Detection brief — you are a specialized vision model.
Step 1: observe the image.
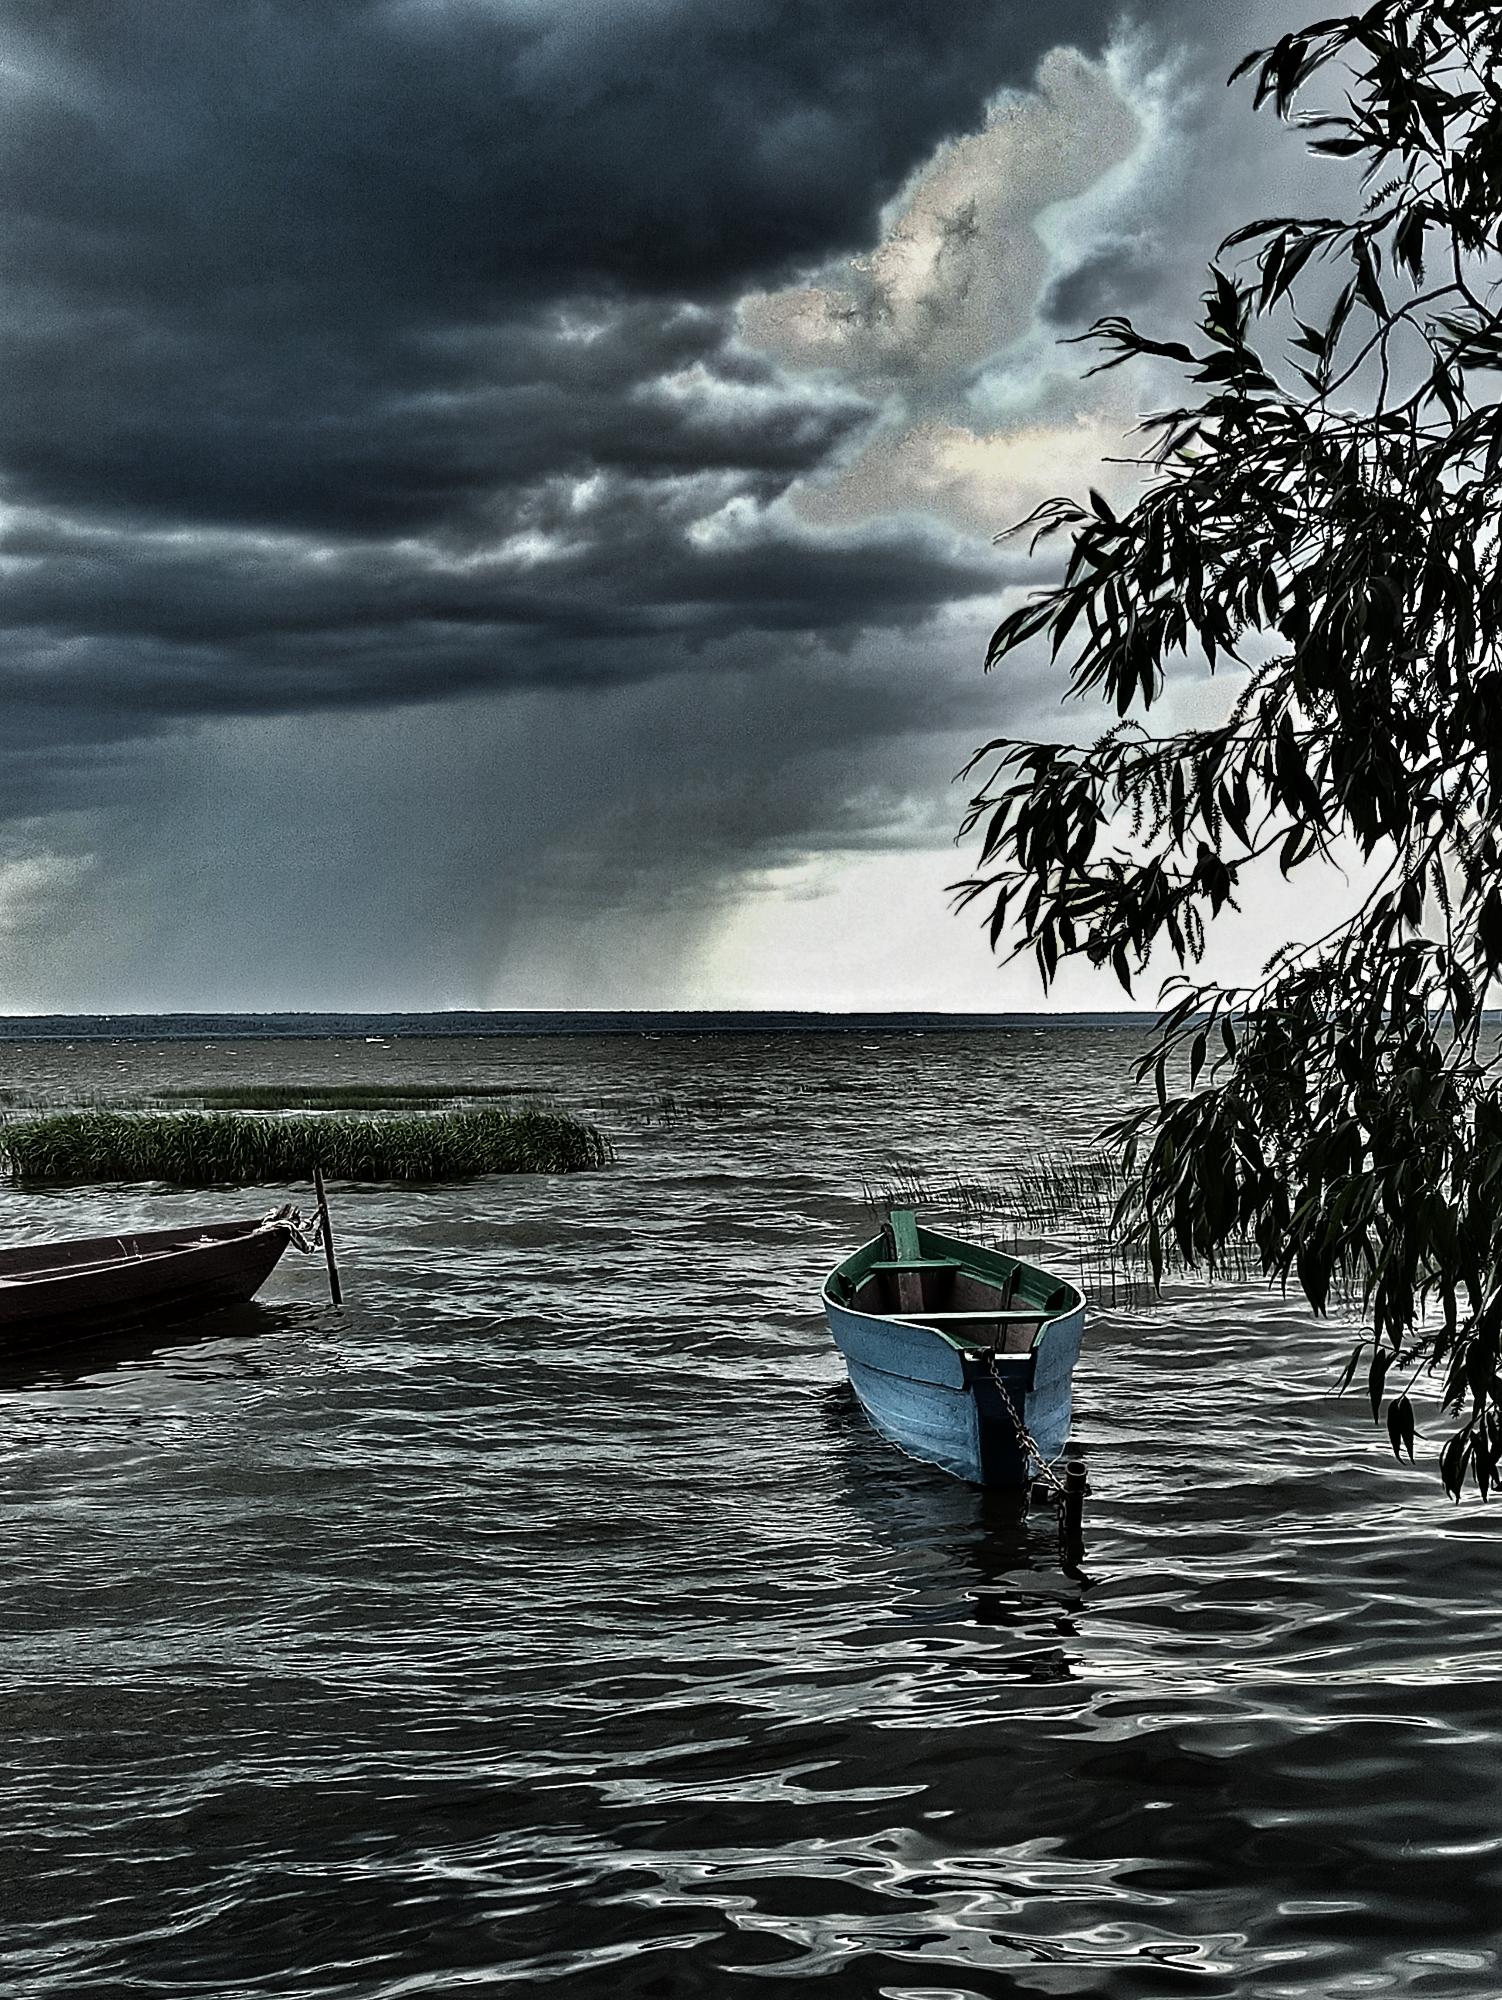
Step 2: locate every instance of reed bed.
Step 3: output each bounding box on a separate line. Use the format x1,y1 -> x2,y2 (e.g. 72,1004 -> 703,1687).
1,1107 -> 610,1185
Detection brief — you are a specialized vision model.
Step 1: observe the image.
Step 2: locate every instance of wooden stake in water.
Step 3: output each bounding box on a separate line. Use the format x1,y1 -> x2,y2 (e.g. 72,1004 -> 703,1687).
1060,1459 -> 1088,1569
313,1162 -> 343,1308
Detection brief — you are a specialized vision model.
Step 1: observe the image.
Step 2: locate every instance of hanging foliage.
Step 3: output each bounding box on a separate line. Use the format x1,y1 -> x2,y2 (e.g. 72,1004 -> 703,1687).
958,3 -> 1502,1496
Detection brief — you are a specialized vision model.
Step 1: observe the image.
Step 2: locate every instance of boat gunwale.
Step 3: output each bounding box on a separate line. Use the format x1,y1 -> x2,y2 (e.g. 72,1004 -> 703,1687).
0,1217 -> 293,1288
822,1222 -> 1083,1357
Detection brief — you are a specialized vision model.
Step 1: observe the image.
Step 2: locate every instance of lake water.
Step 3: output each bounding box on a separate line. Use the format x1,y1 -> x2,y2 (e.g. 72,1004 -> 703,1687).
1,1026 -> 1498,1999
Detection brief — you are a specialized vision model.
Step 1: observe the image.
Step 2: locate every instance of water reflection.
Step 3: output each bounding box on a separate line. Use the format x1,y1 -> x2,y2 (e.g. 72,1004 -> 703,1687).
0,1298 -> 318,1392
820,1380 -> 1090,1616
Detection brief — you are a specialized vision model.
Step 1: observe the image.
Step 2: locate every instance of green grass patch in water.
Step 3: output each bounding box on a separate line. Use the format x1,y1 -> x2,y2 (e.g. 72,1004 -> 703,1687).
0,1107 -> 610,1185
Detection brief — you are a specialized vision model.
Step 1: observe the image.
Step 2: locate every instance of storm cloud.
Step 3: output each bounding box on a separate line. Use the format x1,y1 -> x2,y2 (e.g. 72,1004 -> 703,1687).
0,0 -> 1329,1008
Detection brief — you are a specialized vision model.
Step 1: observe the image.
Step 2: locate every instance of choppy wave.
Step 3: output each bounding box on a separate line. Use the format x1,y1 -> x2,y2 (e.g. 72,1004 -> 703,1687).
1,1029 -> 1498,1998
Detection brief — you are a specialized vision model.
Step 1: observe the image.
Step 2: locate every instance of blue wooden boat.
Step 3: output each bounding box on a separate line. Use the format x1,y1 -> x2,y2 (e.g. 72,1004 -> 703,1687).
822,1209 -> 1086,1487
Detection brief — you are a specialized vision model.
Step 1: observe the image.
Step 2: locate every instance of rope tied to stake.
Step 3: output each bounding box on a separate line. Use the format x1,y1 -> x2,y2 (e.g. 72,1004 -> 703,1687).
261,1202 -> 322,1254
262,1174 -> 343,1307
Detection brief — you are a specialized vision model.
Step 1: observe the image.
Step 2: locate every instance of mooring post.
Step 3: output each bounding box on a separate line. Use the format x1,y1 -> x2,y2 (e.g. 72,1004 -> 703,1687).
313,1162 -> 343,1308
1060,1459 -> 1088,1569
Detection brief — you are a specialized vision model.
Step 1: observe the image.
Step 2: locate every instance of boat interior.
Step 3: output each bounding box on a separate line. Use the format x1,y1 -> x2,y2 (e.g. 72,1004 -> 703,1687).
829,1211 -> 1078,1352
840,1263 -> 1047,1350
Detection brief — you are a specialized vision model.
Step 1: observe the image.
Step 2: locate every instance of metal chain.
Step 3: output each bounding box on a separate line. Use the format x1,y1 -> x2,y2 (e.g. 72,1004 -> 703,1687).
986,1342 -> 1069,1496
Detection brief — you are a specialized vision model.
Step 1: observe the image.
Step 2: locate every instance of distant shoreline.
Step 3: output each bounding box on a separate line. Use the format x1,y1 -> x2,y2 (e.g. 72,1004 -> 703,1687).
0,1009 -> 1161,1042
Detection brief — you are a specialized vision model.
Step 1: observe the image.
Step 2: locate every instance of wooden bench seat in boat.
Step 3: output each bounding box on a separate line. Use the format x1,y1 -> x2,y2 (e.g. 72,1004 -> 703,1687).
871,1214 -> 962,1310
866,1258 -> 964,1271
866,1258 -> 962,1313
884,1310 -> 1040,1323
884,1310 -> 1041,1352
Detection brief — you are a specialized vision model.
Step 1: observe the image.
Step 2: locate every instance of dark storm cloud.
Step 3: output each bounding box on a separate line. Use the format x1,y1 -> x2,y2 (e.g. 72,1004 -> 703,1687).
0,475 -> 1006,711
0,0 -> 1136,770
4,302 -> 867,536
1042,236 -> 1164,328
0,0 -> 1122,511
5,0 -> 1120,306
0,0 -> 1340,1007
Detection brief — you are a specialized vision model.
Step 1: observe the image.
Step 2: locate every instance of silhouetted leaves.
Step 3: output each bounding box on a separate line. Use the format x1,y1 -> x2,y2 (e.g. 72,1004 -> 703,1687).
1387,1392 -> 1416,1461
958,2 -> 1502,1498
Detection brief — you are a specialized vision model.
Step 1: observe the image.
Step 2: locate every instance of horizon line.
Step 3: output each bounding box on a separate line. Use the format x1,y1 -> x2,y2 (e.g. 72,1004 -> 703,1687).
0,1004 -> 1157,1020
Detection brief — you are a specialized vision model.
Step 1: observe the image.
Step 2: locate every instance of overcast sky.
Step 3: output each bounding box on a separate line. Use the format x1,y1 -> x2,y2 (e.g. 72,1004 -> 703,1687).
0,0 -> 1334,1013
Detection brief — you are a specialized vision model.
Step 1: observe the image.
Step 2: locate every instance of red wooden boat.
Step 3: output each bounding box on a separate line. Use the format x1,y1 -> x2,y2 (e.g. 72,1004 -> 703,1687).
0,1214 -> 299,1352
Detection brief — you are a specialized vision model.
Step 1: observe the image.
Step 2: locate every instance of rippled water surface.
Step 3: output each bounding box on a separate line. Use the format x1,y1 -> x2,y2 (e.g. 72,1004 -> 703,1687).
2,1028 -> 1499,1999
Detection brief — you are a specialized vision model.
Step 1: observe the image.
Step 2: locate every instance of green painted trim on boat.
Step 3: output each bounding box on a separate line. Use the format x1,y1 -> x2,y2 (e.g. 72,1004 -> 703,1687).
827,1214 -> 1084,1354
888,1208 -> 923,1260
